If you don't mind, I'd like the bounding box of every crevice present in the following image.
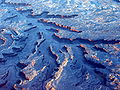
[38,19,82,33]
[113,0,120,2]
[0,38,5,46]
[27,12,78,19]
[84,58,106,69]
[46,28,59,33]
[17,62,28,69]
[93,46,107,53]
[0,81,7,87]
[53,34,120,45]
[19,72,28,80]
[5,2,31,6]
[0,0,5,4]
[94,69,107,86]
[48,46,60,67]
[78,46,106,69]
[24,26,37,32]
[4,15,17,21]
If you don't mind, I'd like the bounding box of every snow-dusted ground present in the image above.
[0,0,120,90]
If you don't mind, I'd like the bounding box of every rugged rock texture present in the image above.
[0,0,120,90]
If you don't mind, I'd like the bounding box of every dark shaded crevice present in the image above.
[9,29,18,36]
[93,69,113,90]
[4,15,17,21]
[46,28,59,33]
[27,11,49,18]
[94,69,107,86]
[53,34,120,45]
[40,21,71,32]
[11,87,16,90]
[2,53,17,57]
[93,46,107,53]
[0,28,4,33]
[18,9,33,14]
[36,32,46,47]
[1,71,9,80]
[12,46,23,52]
[94,39,120,44]
[24,26,37,32]
[0,0,5,4]
[48,47,57,60]
[0,39,5,46]
[38,19,81,33]
[0,81,7,87]
[78,46,106,69]
[19,72,28,80]
[61,46,68,52]
[32,48,36,54]
[48,46,60,67]
[5,2,31,6]
[27,12,78,18]
[52,34,74,44]
[16,80,22,84]
[37,32,43,39]
[47,14,78,18]
[84,57,106,69]
[17,62,28,69]
[113,0,120,2]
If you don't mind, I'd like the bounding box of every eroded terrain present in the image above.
[0,0,120,90]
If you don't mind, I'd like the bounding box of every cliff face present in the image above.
[0,0,120,90]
